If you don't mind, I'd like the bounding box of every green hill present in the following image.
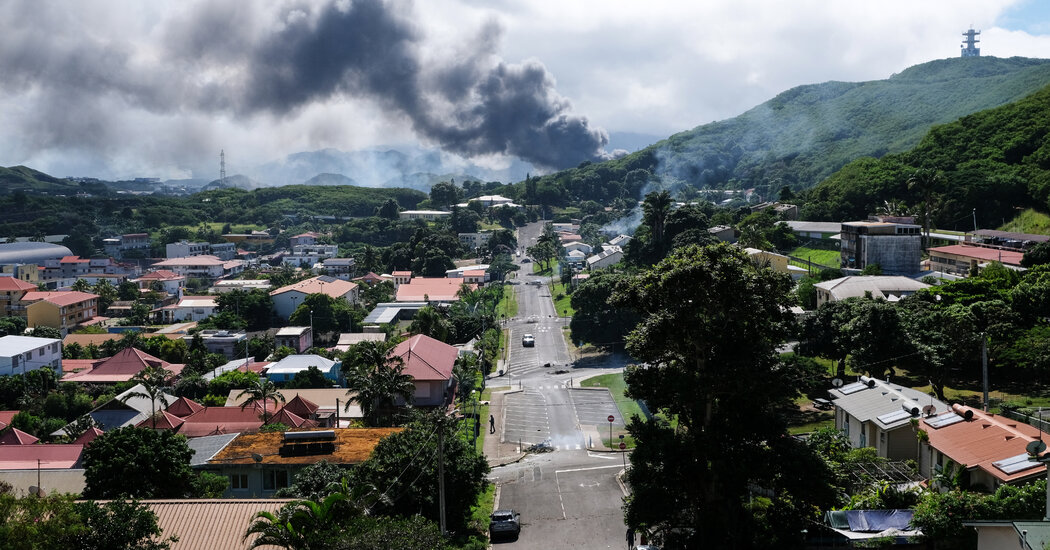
[801,81,1050,229]
[0,165,80,194]
[514,56,1050,206]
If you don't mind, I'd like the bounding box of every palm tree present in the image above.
[907,168,946,250]
[407,306,450,342]
[237,378,285,423]
[122,364,173,429]
[71,279,91,292]
[343,341,415,427]
[642,190,674,245]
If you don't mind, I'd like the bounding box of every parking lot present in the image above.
[503,389,551,450]
[570,388,625,436]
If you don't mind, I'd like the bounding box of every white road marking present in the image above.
[586,452,618,460]
[557,464,624,473]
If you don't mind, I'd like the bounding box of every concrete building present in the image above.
[165,241,237,261]
[21,291,99,335]
[152,255,245,281]
[0,335,62,376]
[156,295,218,323]
[265,354,340,384]
[707,225,738,243]
[0,277,37,318]
[0,263,40,284]
[210,279,272,293]
[398,210,451,221]
[182,330,247,360]
[928,245,1024,277]
[586,246,624,271]
[829,376,948,461]
[813,276,930,308]
[275,327,313,354]
[270,276,359,320]
[289,232,323,247]
[283,244,340,268]
[102,233,151,259]
[133,270,187,297]
[840,221,921,274]
[320,258,356,280]
[458,231,493,250]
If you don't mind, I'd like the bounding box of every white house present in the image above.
[0,335,62,376]
[269,275,360,320]
[283,244,340,268]
[152,256,244,280]
[586,246,624,271]
[264,354,340,384]
[165,296,219,322]
[829,376,948,461]
[814,276,930,308]
[562,242,593,256]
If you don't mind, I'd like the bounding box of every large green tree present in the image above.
[613,243,834,548]
[569,271,639,348]
[343,340,414,427]
[82,427,197,499]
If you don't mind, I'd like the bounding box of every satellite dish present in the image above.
[831,378,844,388]
[922,405,936,416]
[251,453,264,463]
[1027,440,1047,456]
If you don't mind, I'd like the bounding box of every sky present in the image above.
[2,0,1050,181]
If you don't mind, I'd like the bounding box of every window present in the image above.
[230,473,248,490]
[264,470,289,491]
[38,348,44,357]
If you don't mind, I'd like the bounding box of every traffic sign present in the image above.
[607,415,615,423]
[619,442,626,450]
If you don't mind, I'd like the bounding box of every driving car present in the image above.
[489,509,521,540]
[522,334,535,347]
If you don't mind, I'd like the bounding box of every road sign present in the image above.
[619,442,626,450]
[607,415,615,423]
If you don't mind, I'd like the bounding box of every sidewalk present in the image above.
[482,386,526,468]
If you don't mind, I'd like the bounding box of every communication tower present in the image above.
[219,149,227,187]
[961,27,981,58]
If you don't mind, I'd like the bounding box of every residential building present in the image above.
[607,234,632,248]
[202,428,399,497]
[182,330,247,359]
[132,270,186,297]
[282,244,340,267]
[390,334,457,407]
[0,335,62,376]
[20,291,99,335]
[446,264,489,282]
[225,389,365,426]
[458,231,494,250]
[744,248,790,274]
[559,233,583,244]
[395,277,475,303]
[289,232,323,247]
[707,225,739,243]
[156,295,218,323]
[264,354,340,385]
[749,201,798,220]
[221,231,275,245]
[829,376,948,461]
[53,383,176,435]
[965,229,1049,251]
[0,277,37,317]
[275,326,313,353]
[928,244,1025,276]
[102,233,151,259]
[562,242,594,257]
[466,195,516,207]
[361,302,428,325]
[921,404,1050,490]
[0,263,40,284]
[391,271,412,287]
[332,332,386,353]
[138,499,294,550]
[147,403,281,438]
[840,221,921,274]
[398,210,451,221]
[152,255,245,281]
[320,258,356,280]
[565,250,587,269]
[813,276,930,308]
[586,246,624,271]
[209,279,272,293]
[270,275,360,320]
[61,347,184,384]
[202,357,270,381]
[165,240,237,261]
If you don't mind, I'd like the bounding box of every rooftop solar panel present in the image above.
[993,453,1042,475]
[877,409,913,425]
[926,413,964,429]
[839,382,868,395]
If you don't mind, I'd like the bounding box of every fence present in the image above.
[1001,408,1050,433]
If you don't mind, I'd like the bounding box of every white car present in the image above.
[522,334,535,347]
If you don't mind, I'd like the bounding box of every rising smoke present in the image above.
[0,0,610,173]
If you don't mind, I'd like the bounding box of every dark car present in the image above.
[489,509,521,540]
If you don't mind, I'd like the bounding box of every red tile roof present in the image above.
[0,410,19,429]
[173,405,266,438]
[922,404,1047,484]
[59,256,90,263]
[0,444,84,469]
[154,255,226,267]
[61,347,183,383]
[390,334,457,382]
[392,270,413,277]
[0,278,37,292]
[166,397,205,417]
[136,270,184,280]
[270,276,358,299]
[138,410,186,430]
[929,245,1025,266]
[72,427,104,446]
[353,272,384,284]
[143,499,295,550]
[282,395,319,418]
[463,270,486,277]
[395,278,475,302]
[20,291,98,307]
[0,428,39,445]
[268,408,317,429]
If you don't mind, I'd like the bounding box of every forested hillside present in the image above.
[0,165,81,194]
[508,56,1050,207]
[801,81,1050,228]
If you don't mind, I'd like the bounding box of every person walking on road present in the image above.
[626,527,635,549]
[489,414,495,434]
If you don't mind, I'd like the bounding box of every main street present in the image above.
[486,221,632,548]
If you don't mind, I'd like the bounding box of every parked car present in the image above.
[521,257,531,263]
[489,509,521,540]
[522,334,535,347]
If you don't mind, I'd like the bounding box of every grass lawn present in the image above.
[496,286,518,318]
[549,280,574,317]
[581,373,645,448]
[999,208,1050,235]
[447,483,496,549]
[531,262,553,276]
[786,245,840,269]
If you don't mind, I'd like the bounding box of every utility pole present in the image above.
[982,333,989,411]
[438,424,447,536]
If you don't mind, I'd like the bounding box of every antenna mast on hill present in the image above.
[961,27,981,58]
[220,149,227,187]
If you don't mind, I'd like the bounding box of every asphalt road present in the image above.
[488,221,632,549]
